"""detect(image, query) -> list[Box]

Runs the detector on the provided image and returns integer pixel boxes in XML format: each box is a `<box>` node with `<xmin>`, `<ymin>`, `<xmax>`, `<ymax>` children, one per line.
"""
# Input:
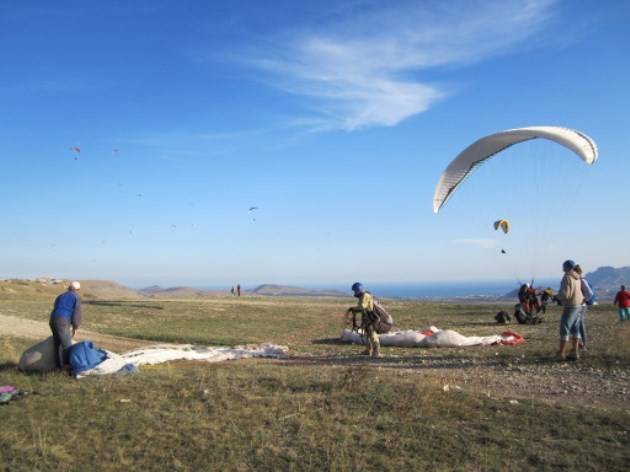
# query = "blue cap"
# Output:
<box><xmin>563</xmin><ymin>260</ymin><xmax>576</xmax><ymax>271</ymax></box>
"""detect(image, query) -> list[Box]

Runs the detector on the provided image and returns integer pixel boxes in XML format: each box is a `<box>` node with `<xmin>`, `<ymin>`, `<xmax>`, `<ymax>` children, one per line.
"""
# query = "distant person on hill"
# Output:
<box><xmin>613</xmin><ymin>285</ymin><xmax>630</xmax><ymax>321</ymax></box>
<box><xmin>574</xmin><ymin>265</ymin><xmax>594</xmax><ymax>350</ymax></box>
<box><xmin>345</xmin><ymin>282</ymin><xmax>381</xmax><ymax>357</ymax></box>
<box><xmin>236</xmin><ymin>284</ymin><xmax>241</xmax><ymax>297</ymax></box>
<box><xmin>49</xmin><ymin>281</ymin><xmax>82</xmax><ymax>369</ymax></box>
<box><xmin>230</xmin><ymin>286</ymin><xmax>235</xmax><ymax>296</ymax></box>
<box><xmin>557</xmin><ymin>260</ymin><xmax>583</xmax><ymax>361</ymax></box>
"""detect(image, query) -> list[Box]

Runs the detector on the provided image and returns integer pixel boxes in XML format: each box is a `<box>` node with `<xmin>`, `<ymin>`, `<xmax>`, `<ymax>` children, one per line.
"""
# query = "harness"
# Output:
<box><xmin>351</xmin><ymin>309</ymin><xmax>378</xmax><ymax>337</ymax></box>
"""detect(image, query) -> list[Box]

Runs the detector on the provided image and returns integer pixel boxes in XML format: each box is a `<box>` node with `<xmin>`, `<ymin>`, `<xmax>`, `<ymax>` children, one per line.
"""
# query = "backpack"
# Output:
<box><xmin>581</xmin><ymin>278</ymin><xmax>595</xmax><ymax>305</ymax></box>
<box><xmin>372</xmin><ymin>299</ymin><xmax>394</xmax><ymax>334</ymax></box>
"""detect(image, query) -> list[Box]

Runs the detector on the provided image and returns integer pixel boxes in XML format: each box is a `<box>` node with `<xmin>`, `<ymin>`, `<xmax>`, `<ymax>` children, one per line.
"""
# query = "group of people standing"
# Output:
<box><xmin>517</xmin><ymin>283</ymin><xmax>554</xmax><ymax>316</ymax></box>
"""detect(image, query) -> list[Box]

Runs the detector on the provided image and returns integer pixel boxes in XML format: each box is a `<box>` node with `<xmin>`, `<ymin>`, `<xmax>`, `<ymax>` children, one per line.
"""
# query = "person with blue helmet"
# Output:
<box><xmin>49</xmin><ymin>281</ymin><xmax>82</xmax><ymax>369</ymax></box>
<box><xmin>346</xmin><ymin>282</ymin><xmax>381</xmax><ymax>357</ymax></box>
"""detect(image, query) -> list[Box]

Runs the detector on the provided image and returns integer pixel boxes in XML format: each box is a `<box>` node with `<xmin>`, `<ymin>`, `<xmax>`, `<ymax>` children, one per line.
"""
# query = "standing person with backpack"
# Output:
<box><xmin>346</xmin><ymin>282</ymin><xmax>382</xmax><ymax>358</ymax></box>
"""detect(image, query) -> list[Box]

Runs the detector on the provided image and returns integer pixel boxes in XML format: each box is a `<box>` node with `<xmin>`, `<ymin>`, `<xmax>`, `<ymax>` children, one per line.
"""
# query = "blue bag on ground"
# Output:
<box><xmin>67</xmin><ymin>341</ymin><xmax>108</xmax><ymax>374</ymax></box>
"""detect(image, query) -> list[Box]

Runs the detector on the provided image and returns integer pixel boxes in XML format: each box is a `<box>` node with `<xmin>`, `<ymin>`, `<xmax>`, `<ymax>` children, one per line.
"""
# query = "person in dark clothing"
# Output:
<box><xmin>49</xmin><ymin>281</ymin><xmax>82</xmax><ymax>369</ymax></box>
<box><xmin>540</xmin><ymin>288</ymin><xmax>553</xmax><ymax>314</ymax></box>
<box><xmin>236</xmin><ymin>284</ymin><xmax>241</xmax><ymax>297</ymax></box>
<box><xmin>495</xmin><ymin>310</ymin><xmax>511</xmax><ymax>324</ymax></box>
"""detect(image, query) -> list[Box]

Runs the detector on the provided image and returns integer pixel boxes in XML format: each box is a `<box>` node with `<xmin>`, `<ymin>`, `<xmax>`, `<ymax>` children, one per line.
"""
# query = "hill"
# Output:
<box><xmin>250</xmin><ymin>284</ymin><xmax>348</xmax><ymax>297</ymax></box>
<box><xmin>0</xmin><ymin>278</ymin><xmax>141</xmax><ymax>300</ymax></box>
<box><xmin>584</xmin><ymin>266</ymin><xmax>630</xmax><ymax>295</ymax></box>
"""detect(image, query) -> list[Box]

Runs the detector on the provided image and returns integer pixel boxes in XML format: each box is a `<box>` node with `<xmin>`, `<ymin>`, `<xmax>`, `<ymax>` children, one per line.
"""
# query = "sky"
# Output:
<box><xmin>1</xmin><ymin>0</ymin><xmax>629</xmax><ymax>287</ymax></box>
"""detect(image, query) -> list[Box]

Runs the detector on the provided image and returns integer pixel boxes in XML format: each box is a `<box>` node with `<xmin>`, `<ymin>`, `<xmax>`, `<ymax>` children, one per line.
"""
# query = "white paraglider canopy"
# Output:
<box><xmin>433</xmin><ymin>126</ymin><xmax>598</xmax><ymax>213</ymax></box>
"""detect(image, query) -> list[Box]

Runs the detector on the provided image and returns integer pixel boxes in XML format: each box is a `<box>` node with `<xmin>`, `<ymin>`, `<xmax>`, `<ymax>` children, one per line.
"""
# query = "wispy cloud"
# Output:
<box><xmin>455</xmin><ymin>238</ymin><xmax>498</xmax><ymax>250</ymax></box>
<box><xmin>242</xmin><ymin>0</ymin><xmax>557</xmax><ymax>131</ymax></box>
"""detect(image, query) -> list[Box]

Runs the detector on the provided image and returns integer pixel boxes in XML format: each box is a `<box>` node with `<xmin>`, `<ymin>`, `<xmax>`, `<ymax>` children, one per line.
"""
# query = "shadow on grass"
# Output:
<box><xmin>311</xmin><ymin>337</ymin><xmax>347</xmax><ymax>345</ymax></box>
<box><xmin>84</xmin><ymin>301</ymin><xmax>164</xmax><ymax>310</ymax></box>
<box><xmin>0</xmin><ymin>362</ymin><xmax>19</xmax><ymax>373</ymax></box>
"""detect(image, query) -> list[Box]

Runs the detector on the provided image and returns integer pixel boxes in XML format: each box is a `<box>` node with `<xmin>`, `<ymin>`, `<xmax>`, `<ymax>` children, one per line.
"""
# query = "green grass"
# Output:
<box><xmin>1</xmin><ymin>297</ymin><xmax>629</xmax><ymax>470</ymax></box>
<box><xmin>2</xmin><ymin>297</ymin><xmax>627</xmax><ymax>367</ymax></box>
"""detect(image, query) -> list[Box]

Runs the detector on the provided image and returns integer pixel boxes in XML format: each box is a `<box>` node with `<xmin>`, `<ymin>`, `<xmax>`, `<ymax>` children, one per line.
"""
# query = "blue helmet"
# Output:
<box><xmin>351</xmin><ymin>282</ymin><xmax>364</xmax><ymax>296</ymax></box>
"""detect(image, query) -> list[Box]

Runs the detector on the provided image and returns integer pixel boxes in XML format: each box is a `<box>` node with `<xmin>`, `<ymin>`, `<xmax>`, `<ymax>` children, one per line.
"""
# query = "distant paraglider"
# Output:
<box><xmin>248</xmin><ymin>206</ymin><xmax>259</xmax><ymax>222</ymax></box>
<box><xmin>432</xmin><ymin>126</ymin><xmax>598</xmax><ymax>213</ymax></box>
<box><xmin>493</xmin><ymin>219</ymin><xmax>510</xmax><ymax>234</ymax></box>
<box><xmin>69</xmin><ymin>147</ymin><xmax>81</xmax><ymax>160</ymax></box>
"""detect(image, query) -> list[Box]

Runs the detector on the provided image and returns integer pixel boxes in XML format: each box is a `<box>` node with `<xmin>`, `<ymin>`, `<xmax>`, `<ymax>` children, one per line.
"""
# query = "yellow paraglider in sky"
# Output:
<box><xmin>493</xmin><ymin>219</ymin><xmax>510</xmax><ymax>234</ymax></box>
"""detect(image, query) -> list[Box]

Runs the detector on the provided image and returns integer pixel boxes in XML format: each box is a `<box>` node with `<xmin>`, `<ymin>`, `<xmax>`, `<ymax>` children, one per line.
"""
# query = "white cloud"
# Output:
<box><xmin>454</xmin><ymin>238</ymin><xmax>498</xmax><ymax>250</ymax></box>
<box><xmin>244</xmin><ymin>0</ymin><xmax>557</xmax><ymax>131</ymax></box>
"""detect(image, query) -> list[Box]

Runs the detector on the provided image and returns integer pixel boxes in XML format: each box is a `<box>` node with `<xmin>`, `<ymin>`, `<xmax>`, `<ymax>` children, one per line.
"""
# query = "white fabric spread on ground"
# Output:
<box><xmin>340</xmin><ymin>327</ymin><xmax>513</xmax><ymax>347</ymax></box>
<box><xmin>78</xmin><ymin>343</ymin><xmax>288</xmax><ymax>377</ymax></box>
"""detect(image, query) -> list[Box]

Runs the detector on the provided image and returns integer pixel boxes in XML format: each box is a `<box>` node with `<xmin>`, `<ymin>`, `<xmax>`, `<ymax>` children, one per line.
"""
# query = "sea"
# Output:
<box><xmin>304</xmin><ymin>279</ymin><xmax>560</xmax><ymax>299</ymax></box>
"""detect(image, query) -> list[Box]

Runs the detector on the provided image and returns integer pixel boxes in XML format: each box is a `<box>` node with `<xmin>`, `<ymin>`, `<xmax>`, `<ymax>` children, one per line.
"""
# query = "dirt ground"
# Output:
<box><xmin>0</xmin><ymin>313</ymin><xmax>146</xmax><ymax>351</ymax></box>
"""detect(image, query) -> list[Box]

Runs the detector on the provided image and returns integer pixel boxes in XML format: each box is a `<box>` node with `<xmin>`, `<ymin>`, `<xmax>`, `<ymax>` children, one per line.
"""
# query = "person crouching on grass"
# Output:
<box><xmin>346</xmin><ymin>282</ymin><xmax>381</xmax><ymax>358</ymax></box>
<box><xmin>557</xmin><ymin>260</ymin><xmax>582</xmax><ymax>361</ymax></box>
<box><xmin>49</xmin><ymin>281</ymin><xmax>82</xmax><ymax>369</ymax></box>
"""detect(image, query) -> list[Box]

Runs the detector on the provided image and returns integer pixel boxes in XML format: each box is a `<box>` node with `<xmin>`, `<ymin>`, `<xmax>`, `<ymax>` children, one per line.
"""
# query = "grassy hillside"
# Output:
<box><xmin>0</xmin><ymin>279</ymin><xmax>141</xmax><ymax>301</ymax></box>
<box><xmin>1</xmin><ymin>296</ymin><xmax>628</xmax><ymax>470</ymax></box>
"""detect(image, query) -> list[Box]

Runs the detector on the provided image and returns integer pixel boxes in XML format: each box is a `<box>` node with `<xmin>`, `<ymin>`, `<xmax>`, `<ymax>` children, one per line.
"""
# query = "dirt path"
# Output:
<box><xmin>0</xmin><ymin>313</ymin><xmax>146</xmax><ymax>351</ymax></box>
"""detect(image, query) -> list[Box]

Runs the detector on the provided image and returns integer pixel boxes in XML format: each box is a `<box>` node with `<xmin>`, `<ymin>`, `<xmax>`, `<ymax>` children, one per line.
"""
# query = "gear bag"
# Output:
<box><xmin>372</xmin><ymin>299</ymin><xmax>394</xmax><ymax>334</ymax></box>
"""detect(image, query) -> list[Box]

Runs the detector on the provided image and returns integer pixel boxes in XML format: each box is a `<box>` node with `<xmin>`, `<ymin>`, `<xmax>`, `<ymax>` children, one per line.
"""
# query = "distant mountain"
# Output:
<box><xmin>139</xmin><ymin>285</ymin><xmax>210</xmax><ymax>298</ymax></box>
<box><xmin>584</xmin><ymin>266</ymin><xmax>630</xmax><ymax>295</ymax></box>
<box><xmin>250</xmin><ymin>284</ymin><xmax>348</xmax><ymax>297</ymax></box>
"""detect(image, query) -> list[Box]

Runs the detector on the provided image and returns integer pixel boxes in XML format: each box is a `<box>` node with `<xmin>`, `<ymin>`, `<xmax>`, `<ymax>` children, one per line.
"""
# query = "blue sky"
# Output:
<box><xmin>1</xmin><ymin>0</ymin><xmax>629</xmax><ymax>287</ymax></box>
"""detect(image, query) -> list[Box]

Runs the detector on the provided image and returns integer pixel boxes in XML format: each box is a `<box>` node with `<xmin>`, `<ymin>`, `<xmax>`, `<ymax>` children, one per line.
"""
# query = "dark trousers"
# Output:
<box><xmin>49</xmin><ymin>318</ymin><xmax>73</xmax><ymax>368</ymax></box>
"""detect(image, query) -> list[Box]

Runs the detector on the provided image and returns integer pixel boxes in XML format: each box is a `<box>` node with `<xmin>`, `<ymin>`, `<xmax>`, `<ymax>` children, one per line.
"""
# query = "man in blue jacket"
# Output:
<box><xmin>49</xmin><ymin>281</ymin><xmax>82</xmax><ymax>369</ymax></box>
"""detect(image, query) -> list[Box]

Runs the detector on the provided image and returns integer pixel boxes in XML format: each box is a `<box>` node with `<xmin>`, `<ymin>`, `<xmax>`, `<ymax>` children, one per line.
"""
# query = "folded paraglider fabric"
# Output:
<box><xmin>340</xmin><ymin>326</ymin><xmax>524</xmax><ymax>347</ymax></box>
<box><xmin>19</xmin><ymin>337</ymin><xmax>71</xmax><ymax>372</ymax></box>
<box><xmin>67</xmin><ymin>341</ymin><xmax>109</xmax><ymax>374</ymax></box>
<box><xmin>76</xmin><ymin>343</ymin><xmax>288</xmax><ymax>378</ymax></box>
<box><xmin>19</xmin><ymin>338</ymin><xmax>288</xmax><ymax>376</ymax></box>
